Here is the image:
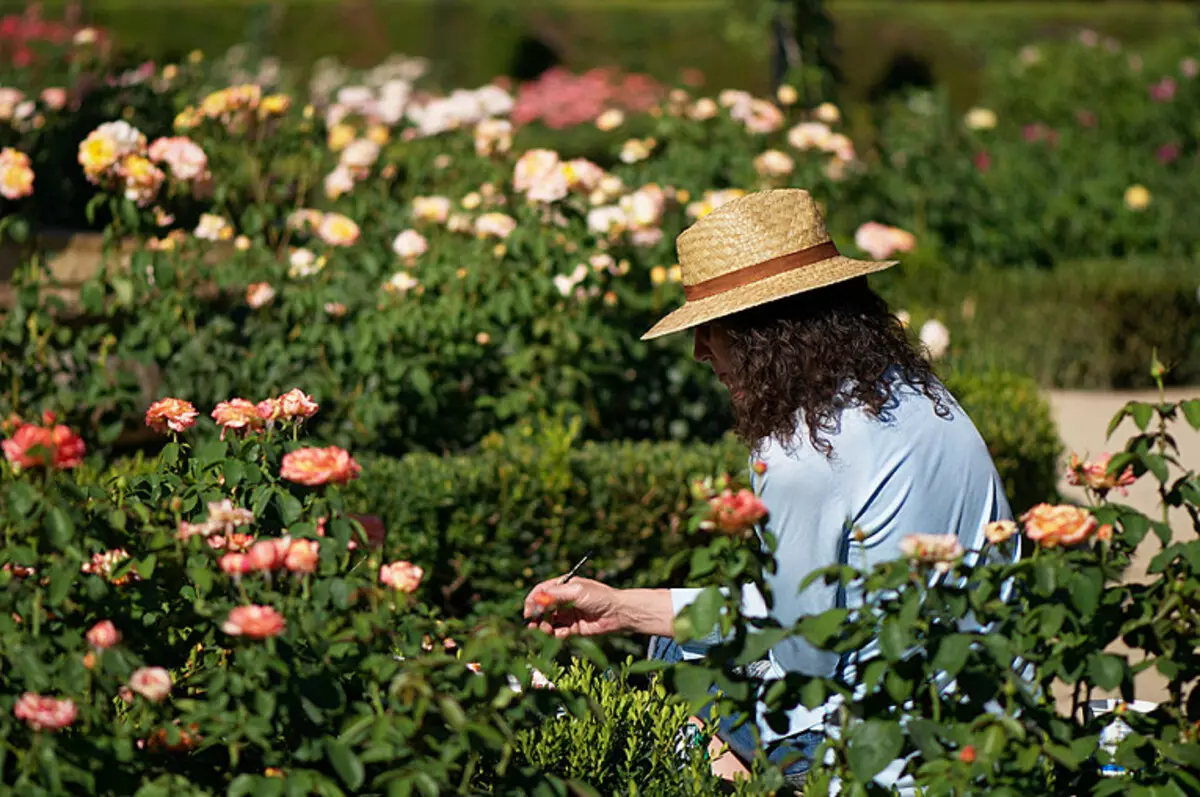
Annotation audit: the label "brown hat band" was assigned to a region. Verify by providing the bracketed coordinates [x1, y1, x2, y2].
[682, 240, 841, 301]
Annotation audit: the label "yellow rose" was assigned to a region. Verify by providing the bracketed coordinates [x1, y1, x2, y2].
[1124, 184, 1151, 210]
[327, 123, 356, 153]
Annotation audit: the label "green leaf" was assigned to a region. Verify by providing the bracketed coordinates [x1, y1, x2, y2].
[1088, 654, 1125, 691]
[931, 634, 973, 678]
[879, 618, 910, 661]
[194, 439, 227, 468]
[1069, 568, 1102, 616]
[223, 459, 245, 487]
[685, 587, 724, 640]
[1106, 407, 1128, 439]
[277, 491, 304, 526]
[1180, 400, 1200, 431]
[47, 563, 75, 606]
[1129, 402, 1154, 431]
[45, 507, 74, 548]
[228, 775, 257, 797]
[798, 608, 849, 647]
[160, 442, 180, 468]
[847, 719, 904, 782]
[1140, 453, 1169, 484]
[1034, 558, 1057, 596]
[671, 664, 714, 704]
[324, 737, 364, 790]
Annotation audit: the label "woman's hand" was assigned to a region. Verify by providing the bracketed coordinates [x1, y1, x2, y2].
[523, 580, 675, 638]
[523, 577, 626, 638]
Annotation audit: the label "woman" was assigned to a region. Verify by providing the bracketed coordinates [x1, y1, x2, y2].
[523, 189, 1014, 785]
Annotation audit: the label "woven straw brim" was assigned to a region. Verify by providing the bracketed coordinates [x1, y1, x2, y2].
[640, 254, 898, 340]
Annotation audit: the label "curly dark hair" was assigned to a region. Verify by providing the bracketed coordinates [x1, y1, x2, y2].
[714, 277, 948, 456]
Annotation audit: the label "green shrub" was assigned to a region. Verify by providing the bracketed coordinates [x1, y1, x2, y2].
[878, 259, 1200, 389]
[478, 658, 735, 795]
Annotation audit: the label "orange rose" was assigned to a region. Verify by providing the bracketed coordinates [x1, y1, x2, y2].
[211, 399, 263, 440]
[280, 446, 361, 486]
[707, 488, 768, 534]
[144, 397, 198, 434]
[1021, 503, 1098, 548]
[283, 539, 319, 573]
[222, 605, 286, 639]
[380, 560, 423, 593]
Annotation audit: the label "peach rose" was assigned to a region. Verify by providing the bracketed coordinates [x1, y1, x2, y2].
[220, 552, 251, 575]
[277, 388, 319, 421]
[247, 539, 284, 571]
[145, 397, 198, 434]
[1021, 503, 1098, 548]
[898, 533, 964, 573]
[86, 620, 120, 649]
[13, 693, 76, 731]
[280, 446, 361, 486]
[412, 195, 451, 224]
[128, 666, 172, 702]
[707, 488, 768, 534]
[380, 560, 423, 593]
[318, 212, 360, 247]
[222, 605, 286, 639]
[1066, 453, 1137, 496]
[283, 539, 319, 574]
[246, 282, 276, 309]
[211, 398, 263, 439]
[984, 520, 1017, 545]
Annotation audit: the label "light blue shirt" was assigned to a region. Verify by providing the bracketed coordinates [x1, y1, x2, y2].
[671, 375, 1014, 739]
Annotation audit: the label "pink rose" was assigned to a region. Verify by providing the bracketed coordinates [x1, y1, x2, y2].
[211, 399, 263, 439]
[380, 560, 423, 593]
[86, 620, 120, 649]
[283, 539, 319, 574]
[13, 693, 76, 731]
[707, 488, 768, 534]
[277, 388, 319, 421]
[128, 667, 172, 702]
[219, 553, 251, 575]
[1021, 503, 1099, 548]
[280, 446, 361, 486]
[145, 397, 198, 434]
[222, 605, 286, 639]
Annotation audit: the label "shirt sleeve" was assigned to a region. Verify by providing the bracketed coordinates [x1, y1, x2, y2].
[669, 582, 771, 653]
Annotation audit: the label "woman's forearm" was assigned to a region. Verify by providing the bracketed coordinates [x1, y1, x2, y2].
[616, 588, 677, 637]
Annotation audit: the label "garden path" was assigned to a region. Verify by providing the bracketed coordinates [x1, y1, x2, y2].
[1047, 387, 1199, 709]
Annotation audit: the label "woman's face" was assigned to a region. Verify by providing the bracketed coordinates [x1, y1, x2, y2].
[693, 323, 736, 387]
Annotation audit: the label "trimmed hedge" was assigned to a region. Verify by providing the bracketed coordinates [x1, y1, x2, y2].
[876, 258, 1200, 389]
[342, 367, 1060, 621]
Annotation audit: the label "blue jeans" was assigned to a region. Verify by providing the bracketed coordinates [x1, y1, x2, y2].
[648, 635, 822, 784]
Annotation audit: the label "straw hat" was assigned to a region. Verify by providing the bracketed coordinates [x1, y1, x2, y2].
[641, 189, 898, 340]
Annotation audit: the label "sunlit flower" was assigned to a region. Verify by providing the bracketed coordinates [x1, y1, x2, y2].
[0, 148, 34, 200]
[13, 694, 76, 732]
[287, 248, 326, 279]
[1124, 184, 1151, 210]
[245, 282, 276, 309]
[81, 549, 136, 585]
[223, 605, 286, 638]
[707, 488, 768, 534]
[204, 499, 255, 534]
[1149, 77, 1176, 103]
[734, 98, 783, 134]
[116, 154, 165, 206]
[984, 520, 1017, 545]
[587, 205, 626, 236]
[284, 539, 320, 574]
[326, 122, 356, 152]
[964, 107, 997, 130]
[79, 121, 145, 181]
[147, 136, 208, 181]
[595, 108, 625, 131]
[280, 446, 361, 486]
[1067, 453, 1137, 496]
[323, 165, 355, 200]
[776, 85, 799, 106]
[194, 213, 233, 241]
[145, 398, 198, 434]
[919, 319, 950, 360]
[219, 553, 251, 575]
[2, 420, 86, 470]
[380, 560, 423, 593]
[688, 98, 719, 120]
[563, 158, 605, 192]
[1021, 503, 1099, 548]
[317, 213, 360, 247]
[412, 195, 451, 224]
[339, 138, 380, 172]
[87, 620, 121, 649]
[474, 118, 513, 156]
[813, 102, 840, 124]
[475, 212, 517, 239]
[129, 667, 172, 702]
[787, 121, 832, 150]
[211, 398, 263, 438]
[383, 271, 420, 295]
[324, 302, 347, 318]
[392, 229, 428, 259]
[854, 221, 915, 260]
[619, 138, 654, 164]
[754, 149, 794, 177]
[898, 533, 963, 573]
[277, 388, 319, 421]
